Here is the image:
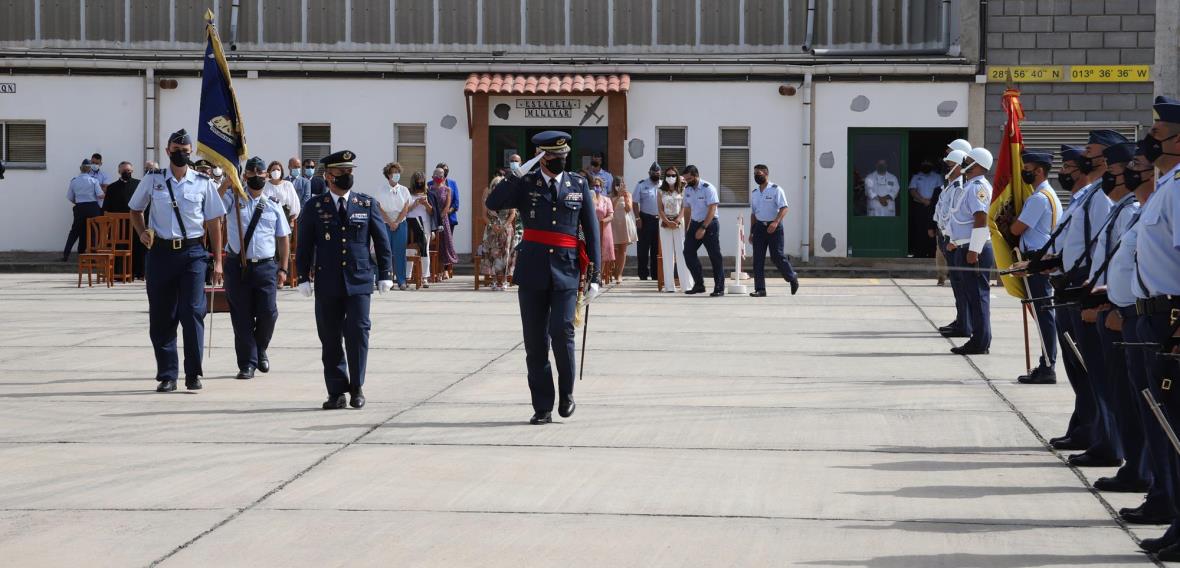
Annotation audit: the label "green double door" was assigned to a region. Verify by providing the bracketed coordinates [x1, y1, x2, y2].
[489, 126, 608, 175]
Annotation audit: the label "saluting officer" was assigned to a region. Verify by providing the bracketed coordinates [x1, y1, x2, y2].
[221, 157, 291, 380]
[128, 129, 227, 392]
[945, 147, 994, 356]
[1010, 150, 1063, 384]
[938, 146, 970, 338]
[748, 164, 799, 297]
[295, 150, 394, 410]
[486, 131, 601, 425]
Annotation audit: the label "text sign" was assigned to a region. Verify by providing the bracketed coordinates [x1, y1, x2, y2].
[489, 95, 609, 127]
[0, 83, 14, 94]
[987, 65, 1151, 83]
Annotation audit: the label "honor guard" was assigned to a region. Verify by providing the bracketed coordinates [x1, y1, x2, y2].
[1011, 150, 1063, 384]
[937, 144, 970, 338]
[128, 129, 227, 392]
[945, 146, 994, 355]
[747, 164, 800, 297]
[222, 157, 291, 380]
[485, 131, 601, 425]
[295, 150, 394, 410]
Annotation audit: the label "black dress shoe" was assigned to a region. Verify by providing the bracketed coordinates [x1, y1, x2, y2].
[257, 352, 269, 373]
[789, 278, 800, 296]
[322, 394, 347, 410]
[940, 328, 970, 338]
[156, 379, 177, 393]
[1051, 437, 1089, 451]
[558, 398, 576, 418]
[235, 366, 255, 380]
[1018, 368, 1057, 384]
[1141, 535, 1177, 552]
[750, 290, 767, 297]
[939, 322, 959, 333]
[1159, 543, 1180, 562]
[1124, 510, 1175, 525]
[950, 344, 989, 355]
[1068, 453, 1122, 467]
[1094, 476, 1150, 493]
[184, 376, 202, 390]
[530, 412, 552, 425]
[709, 290, 724, 297]
[350, 388, 365, 409]
[685, 286, 706, 295]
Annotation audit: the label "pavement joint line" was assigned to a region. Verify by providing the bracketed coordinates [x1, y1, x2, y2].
[145, 339, 524, 568]
[890, 278, 1163, 567]
[359, 441, 1052, 457]
[414, 401, 1018, 414]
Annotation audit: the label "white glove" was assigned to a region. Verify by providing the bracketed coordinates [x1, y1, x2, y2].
[298, 281, 313, 298]
[378, 280, 394, 294]
[584, 283, 601, 304]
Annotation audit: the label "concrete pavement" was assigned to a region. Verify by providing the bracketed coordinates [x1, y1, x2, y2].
[0, 274, 1163, 567]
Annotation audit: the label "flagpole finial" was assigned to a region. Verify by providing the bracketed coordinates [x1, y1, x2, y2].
[204, 9, 214, 23]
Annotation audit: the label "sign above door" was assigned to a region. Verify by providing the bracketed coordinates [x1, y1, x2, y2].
[489, 95, 609, 127]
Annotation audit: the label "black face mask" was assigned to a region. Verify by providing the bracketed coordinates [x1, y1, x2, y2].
[920, 166, 932, 174]
[119, 171, 133, 182]
[1078, 156, 1097, 174]
[246, 175, 267, 190]
[332, 173, 354, 191]
[649, 173, 660, 182]
[754, 174, 767, 185]
[1139, 134, 1178, 163]
[1100, 171, 1118, 194]
[543, 156, 566, 173]
[169, 150, 191, 168]
[1057, 171, 1077, 192]
[875, 166, 887, 174]
[1124, 168, 1147, 191]
[590, 160, 602, 168]
[1020, 170, 1036, 185]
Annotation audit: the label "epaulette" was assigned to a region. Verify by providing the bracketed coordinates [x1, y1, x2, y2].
[267, 196, 281, 204]
[194, 171, 210, 179]
[1174, 169, 1180, 180]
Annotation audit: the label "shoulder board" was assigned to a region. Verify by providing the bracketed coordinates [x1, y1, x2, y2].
[321, 195, 332, 203]
[1174, 170, 1180, 180]
[267, 196, 281, 204]
[567, 172, 586, 182]
[194, 171, 210, 179]
[703, 182, 713, 188]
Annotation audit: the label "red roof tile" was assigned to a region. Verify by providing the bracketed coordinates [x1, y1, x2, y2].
[464, 73, 630, 95]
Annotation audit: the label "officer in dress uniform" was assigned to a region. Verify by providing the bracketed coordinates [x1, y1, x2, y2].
[128, 129, 227, 392]
[296, 151, 393, 410]
[1011, 150, 1063, 384]
[486, 131, 601, 425]
[1130, 96, 1180, 560]
[937, 147, 970, 338]
[748, 164, 800, 297]
[222, 157, 291, 380]
[945, 147, 994, 355]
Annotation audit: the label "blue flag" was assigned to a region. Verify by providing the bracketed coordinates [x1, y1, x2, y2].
[197, 9, 247, 200]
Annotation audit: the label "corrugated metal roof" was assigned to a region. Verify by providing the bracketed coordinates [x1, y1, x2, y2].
[464, 73, 631, 95]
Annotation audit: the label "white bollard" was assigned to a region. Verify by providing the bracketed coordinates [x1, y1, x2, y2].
[728, 215, 749, 294]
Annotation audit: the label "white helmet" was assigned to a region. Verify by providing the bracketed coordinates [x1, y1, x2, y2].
[947, 139, 972, 154]
[944, 149, 968, 166]
[966, 147, 994, 171]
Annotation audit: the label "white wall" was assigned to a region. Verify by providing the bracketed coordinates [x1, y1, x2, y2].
[623, 80, 806, 258]
[811, 82, 970, 257]
[1, 76, 143, 251]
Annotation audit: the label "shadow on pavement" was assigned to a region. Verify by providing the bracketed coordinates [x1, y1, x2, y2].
[834, 460, 1058, 472]
[845, 485, 1087, 499]
[837, 518, 1119, 534]
[801, 553, 1145, 567]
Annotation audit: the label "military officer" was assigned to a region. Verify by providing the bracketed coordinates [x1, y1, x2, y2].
[221, 157, 291, 380]
[938, 146, 970, 338]
[946, 147, 993, 355]
[62, 158, 105, 261]
[681, 165, 725, 296]
[295, 150, 394, 410]
[128, 129, 227, 392]
[485, 131, 601, 425]
[748, 164, 799, 297]
[633, 162, 662, 281]
[1010, 150, 1063, 384]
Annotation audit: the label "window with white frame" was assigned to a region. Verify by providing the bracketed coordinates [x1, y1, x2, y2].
[395, 124, 427, 178]
[718, 127, 750, 204]
[1, 121, 47, 169]
[656, 127, 687, 174]
[299, 124, 331, 171]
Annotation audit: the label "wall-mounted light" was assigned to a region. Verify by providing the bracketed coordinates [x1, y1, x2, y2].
[159, 79, 178, 90]
[778, 85, 797, 96]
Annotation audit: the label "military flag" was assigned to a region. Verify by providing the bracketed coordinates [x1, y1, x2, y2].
[196, 9, 248, 200]
[988, 87, 1034, 299]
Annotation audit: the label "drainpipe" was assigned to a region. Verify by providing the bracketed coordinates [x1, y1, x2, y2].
[977, 0, 988, 76]
[800, 71, 813, 262]
[802, 0, 816, 53]
[143, 67, 156, 167]
[809, 0, 953, 56]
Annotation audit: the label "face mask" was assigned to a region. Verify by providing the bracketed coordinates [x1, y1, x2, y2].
[390, 173, 401, 184]
[212, 167, 224, 177]
[332, 173, 354, 191]
[543, 156, 565, 173]
[593, 186, 603, 194]
[509, 162, 521, 173]
[875, 165, 886, 174]
[1139, 134, 1178, 163]
[1124, 168, 1147, 191]
[649, 173, 660, 182]
[920, 165, 932, 174]
[90, 164, 100, 173]
[169, 150, 190, 168]
[665, 176, 678, 186]
[754, 174, 767, 185]
[246, 175, 267, 190]
[119, 171, 133, 181]
[1100, 171, 1118, 194]
[432, 176, 444, 185]
[304, 167, 315, 177]
[1057, 171, 1076, 192]
[590, 160, 602, 168]
[1079, 156, 1097, 174]
[269, 170, 282, 180]
[1020, 170, 1036, 185]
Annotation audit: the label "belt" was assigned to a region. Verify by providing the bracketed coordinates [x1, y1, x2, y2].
[522, 229, 589, 275]
[952, 238, 970, 246]
[226, 254, 275, 264]
[1136, 295, 1180, 318]
[151, 237, 204, 251]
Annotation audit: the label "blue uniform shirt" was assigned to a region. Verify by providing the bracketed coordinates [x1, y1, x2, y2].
[909, 172, 942, 201]
[1133, 164, 1180, 297]
[633, 178, 661, 216]
[1107, 217, 1141, 307]
[222, 192, 291, 259]
[89, 169, 111, 188]
[288, 174, 311, 204]
[948, 175, 990, 241]
[934, 177, 962, 234]
[1016, 181, 1062, 252]
[1088, 192, 1138, 286]
[684, 180, 720, 223]
[67, 174, 104, 204]
[1059, 180, 1113, 273]
[750, 182, 788, 222]
[129, 168, 227, 239]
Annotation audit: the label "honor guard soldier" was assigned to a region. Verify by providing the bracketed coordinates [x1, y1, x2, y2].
[222, 157, 291, 380]
[486, 131, 601, 425]
[1010, 150, 1063, 384]
[128, 129, 227, 392]
[747, 164, 799, 297]
[937, 145, 970, 338]
[295, 150, 394, 410]
[945, 147, 994, 355]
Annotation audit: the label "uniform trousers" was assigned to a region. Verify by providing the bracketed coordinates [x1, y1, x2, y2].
[750, 221, 797, 291]
[145, 242, 207, 381]
[636, 212, 659, 280]
[224, 258, 279, 371]
[315, 292, 371, 397]
[1025, 272, 1058, 370]
[1097, 308, 1148, 483]
[946, 239, 971, 333]
[684, 219, 724, 292]
[954, 244, 993, 349]
[1059, 305, 1096, 444]
[518, 286, 578, 414]
[63, 202, 103, 258]
[1121, 306, 1177, 515]
[1072, 310, 1120, 460]
[1138, 311, 1180, 539]
[659, 224, 693, 293]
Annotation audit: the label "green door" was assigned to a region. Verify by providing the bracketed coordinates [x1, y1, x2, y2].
[847, 129, 909, 257]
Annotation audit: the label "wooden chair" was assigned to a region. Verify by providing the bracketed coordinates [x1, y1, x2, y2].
[103, 213, 134, 283]
[78, 217, 115, 288]
[286, 215, 298, 288]
[429, 236, 443, 283]
[405, 227, 425, 290]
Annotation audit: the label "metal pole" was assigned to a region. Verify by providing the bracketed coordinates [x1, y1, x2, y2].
[578, 302, 590, 381]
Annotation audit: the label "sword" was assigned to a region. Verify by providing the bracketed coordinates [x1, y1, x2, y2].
[578, 300, 590, 382]
[207, 286, 215, 359]
[1064, 331, 1086, 373]
[1142, 388, 1180, 455]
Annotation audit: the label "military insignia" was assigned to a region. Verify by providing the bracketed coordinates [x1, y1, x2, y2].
[350, 197, 358, 204]
[565, 181, 571, 187]
[530, 211, 536, 219]
[1174, 169, 1180, 180]
[536, 180, 543, 187]
[153, 184, 164, 191]
[343, 151, 353, 161]
[350, 212, 368, 221]
[566, 192, 582, 202]
[977, 187, 989, 201]
[556, 138, 566, 146]
[325, 232, 331, 241]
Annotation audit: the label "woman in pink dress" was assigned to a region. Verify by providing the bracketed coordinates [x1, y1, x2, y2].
[593, 177, 614, 274]
[430, 166, 458, 277]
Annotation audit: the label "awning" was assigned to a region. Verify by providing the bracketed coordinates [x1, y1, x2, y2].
[463, 73, 631, 95]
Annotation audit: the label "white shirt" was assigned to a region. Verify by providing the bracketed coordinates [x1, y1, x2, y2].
[263, 179, 302, 218]
[865, 171, 900, 216]
[373, 183, 412, 223]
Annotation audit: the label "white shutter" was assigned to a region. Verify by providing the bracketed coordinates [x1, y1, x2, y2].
[3, 122, 47, 167]
[718, 127, 749, 204]
[1021, 121, 1140, 204]
[300, 124, 332, 169]
[395, 124, 427, 177]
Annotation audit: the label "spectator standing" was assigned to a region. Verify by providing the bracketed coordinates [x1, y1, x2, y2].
[658, 166, 694, 293]
[593, 177, 615, 275]
[374, 162, 413, 290]
[587, 152, 614, 191]
[429, 166, 458, 277]
[480, 175, 516, 290]
[436, 162, 460, 229]
[405, 172, 437, 287]
[609, 177, 637, 281]
[287, 156, 311, 204]
[103, 161, 145, 278]
[264, 161, 302, 224]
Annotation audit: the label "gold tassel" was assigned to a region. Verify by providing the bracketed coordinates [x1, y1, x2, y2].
[573, 291, 584, 327]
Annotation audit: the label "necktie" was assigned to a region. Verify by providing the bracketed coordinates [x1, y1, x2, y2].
[548, 178, 558, 203]
[338, 196, 348, 227]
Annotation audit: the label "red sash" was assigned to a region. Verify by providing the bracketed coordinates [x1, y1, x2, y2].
[522, 228, 589, 276]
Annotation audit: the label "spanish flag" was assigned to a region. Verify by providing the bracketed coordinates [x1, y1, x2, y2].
[988, 87, 1033, 299]
[196, 9, 248, 200]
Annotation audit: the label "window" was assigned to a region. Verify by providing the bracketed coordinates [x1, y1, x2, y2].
[656, 127, 687, 173]
[1, 121, 47, 169]
[299, 124, 331, 171]
[718, 127, 750, 204]
[395, 124, 427, 178]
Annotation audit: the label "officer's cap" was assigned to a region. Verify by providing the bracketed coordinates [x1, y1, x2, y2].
[1088, 129, 1129, 148]
[245, 156, 267, 171]
[1020, 150, 1053, 168]
[1059, 144, 1085, 164]
[168, 129, 192, 145]
[532, 131, 572, 155]
[322, 150, 357, 169]
[1153, 95, 1180, 124]
[193, 159, 212, 168]
[649, 161, 661, 173]
[1102, 142, 1137, 165]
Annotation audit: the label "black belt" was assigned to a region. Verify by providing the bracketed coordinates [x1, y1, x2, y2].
[226, 254, 275, 265]
[1136, 295, 1180, 317]
[151, 237, 204, 251]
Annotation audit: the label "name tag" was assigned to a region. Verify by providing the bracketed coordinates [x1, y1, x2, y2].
[565, 193, 582, 202]
[350, 212, 368, 221]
